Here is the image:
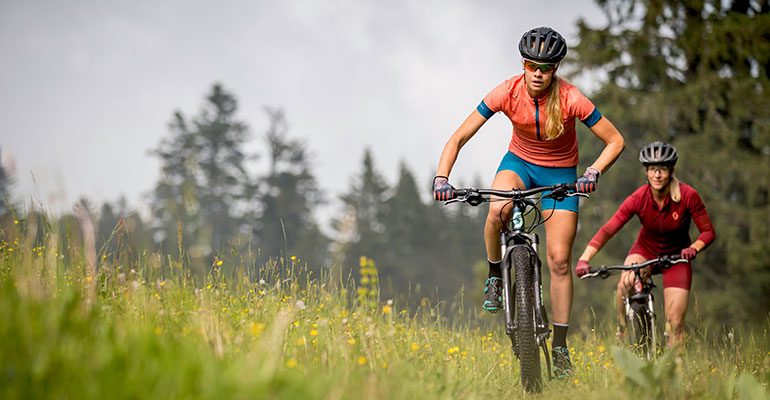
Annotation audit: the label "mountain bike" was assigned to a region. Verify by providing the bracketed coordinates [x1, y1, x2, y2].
[579, 255, 688, 360]
[444, 183, 584, 393]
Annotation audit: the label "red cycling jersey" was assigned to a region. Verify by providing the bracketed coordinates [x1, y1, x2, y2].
[588, 182, 715, 290]
[589, 182, 715, 254]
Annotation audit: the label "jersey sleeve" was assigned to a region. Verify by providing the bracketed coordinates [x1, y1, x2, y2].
[687, 188, 716, 248]
[588, 193, 638, 250]
[565, 85, 602, 127]
[477, 80, 510, 119]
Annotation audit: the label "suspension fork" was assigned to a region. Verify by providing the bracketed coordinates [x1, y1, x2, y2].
[626, 269, 644, 320]
[528, 233, 549, 337]
[500, 233, 515, 335]
[500, 230, 544, 335]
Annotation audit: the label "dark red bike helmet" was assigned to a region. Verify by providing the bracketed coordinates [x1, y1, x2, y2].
[639, 141, 678, 166]
[518, 27, 567, 63]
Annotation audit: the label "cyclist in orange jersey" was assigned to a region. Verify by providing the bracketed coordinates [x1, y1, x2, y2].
[433, 27, 625, 378]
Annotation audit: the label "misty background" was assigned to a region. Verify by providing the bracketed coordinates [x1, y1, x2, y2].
[1, 0, 601, 215]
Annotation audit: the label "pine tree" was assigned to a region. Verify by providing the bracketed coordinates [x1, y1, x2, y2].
[150, 83, 256, 263]
[254, 108, 327, 266]
[333, 149, 389, 273]
[0, 148, 14, 216]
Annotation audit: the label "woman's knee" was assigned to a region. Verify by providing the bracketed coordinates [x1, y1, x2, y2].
[486, 204, 508, 229]
[547, 253, 571, 276]
[667, 315, 685, 333]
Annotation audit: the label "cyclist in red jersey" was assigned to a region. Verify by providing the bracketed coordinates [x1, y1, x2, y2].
[575, 141, 716, 349]
[433, 27, 625, 377]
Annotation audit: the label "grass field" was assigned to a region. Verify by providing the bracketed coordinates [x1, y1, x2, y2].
[1, 224, 768, 399]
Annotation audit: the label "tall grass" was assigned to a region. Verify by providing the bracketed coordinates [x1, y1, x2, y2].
[0, 218, 768, 399]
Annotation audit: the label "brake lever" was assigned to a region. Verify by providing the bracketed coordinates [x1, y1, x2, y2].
[579, 267, 609, 280]
[566, 192, 589, 198]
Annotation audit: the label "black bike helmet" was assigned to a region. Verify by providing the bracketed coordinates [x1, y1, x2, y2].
[518, 27, 567, 63]
[639, 141, 678, 166]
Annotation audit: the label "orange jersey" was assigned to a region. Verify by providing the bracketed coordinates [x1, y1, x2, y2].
[477, 75, 601, 168]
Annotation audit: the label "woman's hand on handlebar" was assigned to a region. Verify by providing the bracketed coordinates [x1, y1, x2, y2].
[576, 167, 600, 193]
[575, 259, 591, 277]
[680, 246, 697, 261]
[433, 176, 456, 201]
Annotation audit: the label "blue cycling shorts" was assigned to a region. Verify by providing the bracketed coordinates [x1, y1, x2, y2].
[496, 151, 579, 212]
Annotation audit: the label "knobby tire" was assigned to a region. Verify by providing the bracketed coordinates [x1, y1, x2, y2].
[513, 246, 541, 392]
[627, 303, 653, 360]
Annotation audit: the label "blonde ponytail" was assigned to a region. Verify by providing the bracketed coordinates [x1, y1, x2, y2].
[670, 176, 681, 202]
[544, 77, 564, 140]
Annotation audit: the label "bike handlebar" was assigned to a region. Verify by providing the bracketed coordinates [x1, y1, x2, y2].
[447, 183, 584, 206]
[579, 255, 689, 280]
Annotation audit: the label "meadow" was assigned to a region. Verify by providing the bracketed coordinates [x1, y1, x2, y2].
[1, 220, 768, 399]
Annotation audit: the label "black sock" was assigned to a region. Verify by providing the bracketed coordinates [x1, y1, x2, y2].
[488, 259, 502, 279]
[553, 323, 568, 348]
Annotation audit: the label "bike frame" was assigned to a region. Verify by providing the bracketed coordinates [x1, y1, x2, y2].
[581, 256, 687, 359]
[499, 200, 552, 377]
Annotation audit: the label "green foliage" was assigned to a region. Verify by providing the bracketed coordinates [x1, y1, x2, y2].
[612, 346, 681, 398]
[612, 344, 770, 400]
[96, 197, 152, 266]
[2, 218, 769, 399]
[0, 148, 14, 216]
[356, 256, 380, 305]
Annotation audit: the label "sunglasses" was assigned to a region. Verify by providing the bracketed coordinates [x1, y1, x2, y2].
[523, 59, 557, 73]
[647, 166, 670, 174]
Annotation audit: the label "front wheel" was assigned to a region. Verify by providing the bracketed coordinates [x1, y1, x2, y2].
[512, 246, 541, 392]
[626, 302, 653, 360]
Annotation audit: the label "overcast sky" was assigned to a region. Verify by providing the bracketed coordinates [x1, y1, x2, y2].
[1, 0, 605, 224]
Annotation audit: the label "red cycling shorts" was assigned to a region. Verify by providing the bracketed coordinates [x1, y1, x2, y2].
[628, 241, 692, 291]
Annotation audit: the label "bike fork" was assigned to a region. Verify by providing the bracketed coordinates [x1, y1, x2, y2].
[530, 240, 552, 380]
[530, 239, 549, 338]
[648, 295, 657, 358]
[500, 234, 515, 338]
[624, 298, 632, 321]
